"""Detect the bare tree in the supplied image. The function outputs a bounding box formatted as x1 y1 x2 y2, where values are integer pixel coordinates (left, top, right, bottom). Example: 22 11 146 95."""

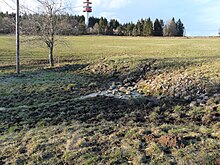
163 18 177 37
35 0 65 67
20 0 80 67
20 0 68 67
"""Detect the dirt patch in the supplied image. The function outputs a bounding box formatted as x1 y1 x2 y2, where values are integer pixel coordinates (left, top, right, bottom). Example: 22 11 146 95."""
157 135 182 148
144 134 194 148
216 157 220 165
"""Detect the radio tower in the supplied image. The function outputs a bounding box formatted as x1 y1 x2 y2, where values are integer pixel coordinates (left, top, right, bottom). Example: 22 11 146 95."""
83 0 92 27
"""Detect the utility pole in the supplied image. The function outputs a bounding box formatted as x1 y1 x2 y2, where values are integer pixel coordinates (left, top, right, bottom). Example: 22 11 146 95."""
16 0 20 74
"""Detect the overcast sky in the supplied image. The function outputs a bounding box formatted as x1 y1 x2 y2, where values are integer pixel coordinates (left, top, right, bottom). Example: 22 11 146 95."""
0 0 220 36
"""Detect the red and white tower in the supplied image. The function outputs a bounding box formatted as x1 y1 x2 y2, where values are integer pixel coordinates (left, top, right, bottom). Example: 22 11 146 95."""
83 0 92 27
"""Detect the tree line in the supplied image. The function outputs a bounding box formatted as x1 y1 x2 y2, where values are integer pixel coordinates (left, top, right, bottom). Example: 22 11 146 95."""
89 17 184 37
0 11 185 37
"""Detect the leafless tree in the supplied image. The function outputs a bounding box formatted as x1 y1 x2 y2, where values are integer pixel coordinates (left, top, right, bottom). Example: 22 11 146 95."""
21 0 81 67
20 0 72 67
0 17 15 33
35 0 64 67
163 18 177 37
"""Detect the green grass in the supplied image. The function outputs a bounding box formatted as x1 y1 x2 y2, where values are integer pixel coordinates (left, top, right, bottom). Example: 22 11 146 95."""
0 35 220 164
0 35 220 61
1 35 219 78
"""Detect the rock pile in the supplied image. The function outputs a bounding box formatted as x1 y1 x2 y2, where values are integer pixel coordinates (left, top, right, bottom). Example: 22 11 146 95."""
83 61 219 108
137 71 216 100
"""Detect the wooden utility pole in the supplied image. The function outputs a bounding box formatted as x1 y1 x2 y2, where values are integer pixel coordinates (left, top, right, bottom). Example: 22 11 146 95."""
16 0 20 74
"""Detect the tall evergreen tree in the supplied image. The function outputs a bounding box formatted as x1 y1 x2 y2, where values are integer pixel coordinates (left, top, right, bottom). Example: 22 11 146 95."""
116 25 123 36
146 17 153 36
160 19 164 28
89 17 100 28
153 18 163 36
143 19 147 36
132 26 137 36
126 22 134 36
143 18 153 36
176 19 185 36
140 18 145 35
99 17 108 34
109 19 119 30
136 20 141 36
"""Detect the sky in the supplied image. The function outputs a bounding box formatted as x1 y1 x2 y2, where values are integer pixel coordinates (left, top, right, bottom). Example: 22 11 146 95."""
0 0 220 36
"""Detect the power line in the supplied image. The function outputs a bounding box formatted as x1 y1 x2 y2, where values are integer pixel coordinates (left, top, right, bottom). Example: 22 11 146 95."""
1 0 15 10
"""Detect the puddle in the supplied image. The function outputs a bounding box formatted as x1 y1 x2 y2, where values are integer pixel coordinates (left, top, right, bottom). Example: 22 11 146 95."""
80 90 143 100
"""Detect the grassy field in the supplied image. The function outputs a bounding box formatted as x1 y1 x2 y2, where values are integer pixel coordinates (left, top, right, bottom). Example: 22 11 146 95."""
0 35 220 164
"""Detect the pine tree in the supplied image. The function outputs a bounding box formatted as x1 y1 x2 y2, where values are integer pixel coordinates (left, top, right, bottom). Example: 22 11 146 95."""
140 18 145 36
136 20 141 36
99 17 104 34
89 17 100 28
153 18 163 36
99 17 108 34
143 19 147 36
160 19 164 28
132 26 137 36
146 17 153 36
176 19 185 36
109 19 119 30
116 25 123 36
126 22 134 36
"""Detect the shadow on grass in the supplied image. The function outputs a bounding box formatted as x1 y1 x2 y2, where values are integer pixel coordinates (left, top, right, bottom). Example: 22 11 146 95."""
0 65 15 71
0 63 89 79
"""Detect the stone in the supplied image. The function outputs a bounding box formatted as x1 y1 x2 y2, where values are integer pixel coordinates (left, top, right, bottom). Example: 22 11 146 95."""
214 97 220 104
190 101 197 107
147 101 156 108
126 91 131 95
203 96 209 100
119 87 127 93
214 94 220 97
143 130 152 135
127 86 134 91
174 92 181 98
107 90 112 94
184 95 192 101
140 155 148 163
124 83 131 87
88 82 98 88
109 82 116 90
112 90 117 95
196 99 203 104
157 96 165 100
